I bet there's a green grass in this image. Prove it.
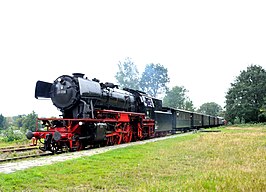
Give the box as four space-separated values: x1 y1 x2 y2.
0 126 265 191
0 139 31 148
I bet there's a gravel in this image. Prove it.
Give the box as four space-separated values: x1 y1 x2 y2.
0 132 192 174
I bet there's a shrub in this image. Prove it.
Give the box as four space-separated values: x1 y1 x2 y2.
1 126 25 142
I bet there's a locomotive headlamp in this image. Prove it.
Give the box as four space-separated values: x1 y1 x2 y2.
79 122 83 125
56 78 66 85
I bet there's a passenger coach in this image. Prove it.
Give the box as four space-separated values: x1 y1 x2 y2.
153 106 224 133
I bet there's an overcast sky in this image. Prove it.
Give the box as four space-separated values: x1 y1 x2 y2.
1 0 266 117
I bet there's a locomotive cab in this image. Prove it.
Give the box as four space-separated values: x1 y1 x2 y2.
139 96 154 119
122 88 161 119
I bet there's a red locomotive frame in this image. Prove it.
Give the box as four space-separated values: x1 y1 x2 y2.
31 109 155 152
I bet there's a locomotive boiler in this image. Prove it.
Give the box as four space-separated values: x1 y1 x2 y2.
35 73 140 118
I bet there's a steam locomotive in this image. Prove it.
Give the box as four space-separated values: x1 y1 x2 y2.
26 73 224 153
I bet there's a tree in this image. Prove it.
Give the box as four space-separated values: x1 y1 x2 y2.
115 57 140 89
2 126 25 142
184 100 195 112
163 86 195 111
139 63 170 97
14 112 38 132
225 64 266 123
197 102 222 116
14 115 25 128
22 111 38 132
258 97 266 122
0 114 6 130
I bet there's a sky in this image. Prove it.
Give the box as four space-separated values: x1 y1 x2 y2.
1 0 266 117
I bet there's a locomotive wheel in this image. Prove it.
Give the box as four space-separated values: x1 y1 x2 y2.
114 129 122 145
75 140 83 151
106 131 122 146
106 135 121 145
69 134 84 151
122 125 132 143
114 135 121 145
50 142 60 154
62 143 69 152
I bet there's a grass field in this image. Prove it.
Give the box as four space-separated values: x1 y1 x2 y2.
0 138 31 148
0 125 265 191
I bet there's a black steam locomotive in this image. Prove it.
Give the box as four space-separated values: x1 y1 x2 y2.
27 73 224 153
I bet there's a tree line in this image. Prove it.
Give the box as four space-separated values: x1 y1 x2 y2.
115 57 223 115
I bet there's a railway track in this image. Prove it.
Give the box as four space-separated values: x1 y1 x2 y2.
0 145 29 150
0 146 38 153
0 152 53 163
0 145 53 163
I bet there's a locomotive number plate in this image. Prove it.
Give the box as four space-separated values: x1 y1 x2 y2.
57 90 67 94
